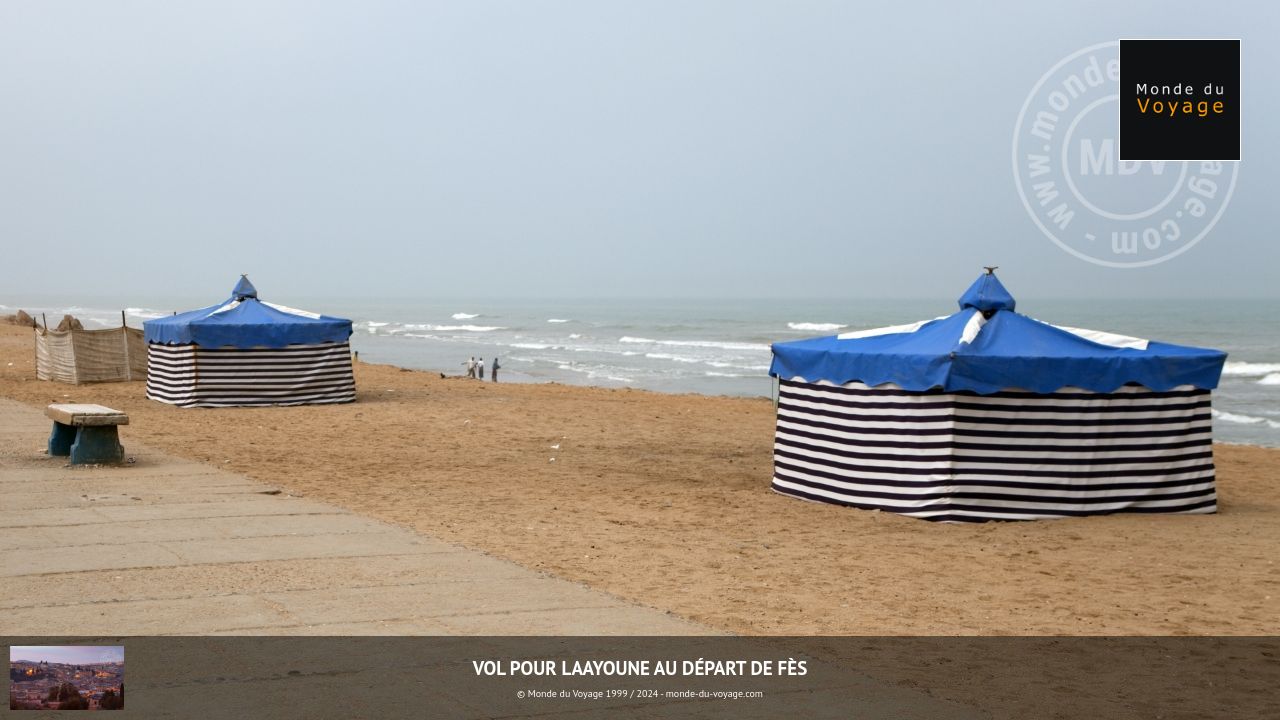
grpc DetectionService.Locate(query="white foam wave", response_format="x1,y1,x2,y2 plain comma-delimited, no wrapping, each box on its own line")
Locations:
706,361,770,371
619,336,769,352
451,313,479,320
1258,373,1280,386
646,352,701,364
555,362,634,384
123,307,168,319
1222,361,1280,377
511,343,553,350
1212,409,1280,429
788,322,846,332
433,324,504,332
547,318,570,323
568,333,582,339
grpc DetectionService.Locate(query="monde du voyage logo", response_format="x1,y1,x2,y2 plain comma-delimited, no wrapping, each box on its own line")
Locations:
1013,40,1240,268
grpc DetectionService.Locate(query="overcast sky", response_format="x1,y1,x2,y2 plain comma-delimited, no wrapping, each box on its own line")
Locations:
1,1,1274,300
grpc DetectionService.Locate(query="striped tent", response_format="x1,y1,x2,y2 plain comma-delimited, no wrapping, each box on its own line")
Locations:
143,277,355,408
768,271,1227,522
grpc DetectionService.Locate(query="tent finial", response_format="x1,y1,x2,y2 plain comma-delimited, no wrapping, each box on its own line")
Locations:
959,271,1015,313
983,265,999,275
232,275,258,300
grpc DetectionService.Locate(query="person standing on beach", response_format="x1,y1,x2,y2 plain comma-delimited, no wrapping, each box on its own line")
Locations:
477,357,485,380
463,356,475,378
491,356,500,383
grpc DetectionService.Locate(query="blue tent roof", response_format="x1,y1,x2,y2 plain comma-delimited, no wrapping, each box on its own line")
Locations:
144,277,353,348
770,272,1226,394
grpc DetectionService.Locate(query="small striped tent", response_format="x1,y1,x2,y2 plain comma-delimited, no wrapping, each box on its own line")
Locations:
768,271,1227,522
143,277,355,408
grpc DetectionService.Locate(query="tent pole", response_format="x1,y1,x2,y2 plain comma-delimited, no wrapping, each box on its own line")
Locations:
121,311,132,382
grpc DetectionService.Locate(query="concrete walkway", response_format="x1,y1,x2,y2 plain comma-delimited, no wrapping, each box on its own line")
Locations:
0,398,706,635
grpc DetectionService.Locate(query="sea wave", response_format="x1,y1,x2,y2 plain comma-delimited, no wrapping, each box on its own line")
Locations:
1257,373,1280,386
547,318,570,323
568,333,582,339
706,361,770,371
787,322,847,332
640,353,769,372
646,352,702,364
123,307,168,319
1222,361,1280,377
555,362,634,384
433,324,504,332
1211,408,1280,429
619,336,770,352
451,313,479,320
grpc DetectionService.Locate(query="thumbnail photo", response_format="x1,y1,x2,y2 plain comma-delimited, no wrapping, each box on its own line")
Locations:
9,646,124,711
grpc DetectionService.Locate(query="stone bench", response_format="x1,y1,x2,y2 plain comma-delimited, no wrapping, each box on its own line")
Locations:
45,403,128,464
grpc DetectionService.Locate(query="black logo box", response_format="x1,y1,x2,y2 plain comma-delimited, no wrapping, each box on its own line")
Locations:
1119,39,1240,161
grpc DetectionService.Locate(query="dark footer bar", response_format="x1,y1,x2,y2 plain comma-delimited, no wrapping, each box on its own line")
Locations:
5,636,1277,719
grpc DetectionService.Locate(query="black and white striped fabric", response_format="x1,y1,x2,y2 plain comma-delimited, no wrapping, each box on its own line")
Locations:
773,378,1216,522
146,342,356,408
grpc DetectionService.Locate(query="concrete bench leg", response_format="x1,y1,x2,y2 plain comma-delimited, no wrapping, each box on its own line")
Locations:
48,421,77,457
69,426,125,465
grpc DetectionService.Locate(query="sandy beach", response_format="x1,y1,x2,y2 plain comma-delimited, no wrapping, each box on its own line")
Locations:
1,321,1277,636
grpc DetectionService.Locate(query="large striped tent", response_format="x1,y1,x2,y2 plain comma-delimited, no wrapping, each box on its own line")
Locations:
143,276,355,408
768,271,1227,522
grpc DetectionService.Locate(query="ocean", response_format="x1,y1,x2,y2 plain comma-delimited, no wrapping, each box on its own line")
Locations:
4,296,1278,448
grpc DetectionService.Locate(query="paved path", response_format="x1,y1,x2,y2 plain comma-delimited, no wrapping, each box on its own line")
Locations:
0,398,706,635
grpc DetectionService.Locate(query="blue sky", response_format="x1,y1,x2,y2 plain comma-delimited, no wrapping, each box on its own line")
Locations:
1,1,1274,299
